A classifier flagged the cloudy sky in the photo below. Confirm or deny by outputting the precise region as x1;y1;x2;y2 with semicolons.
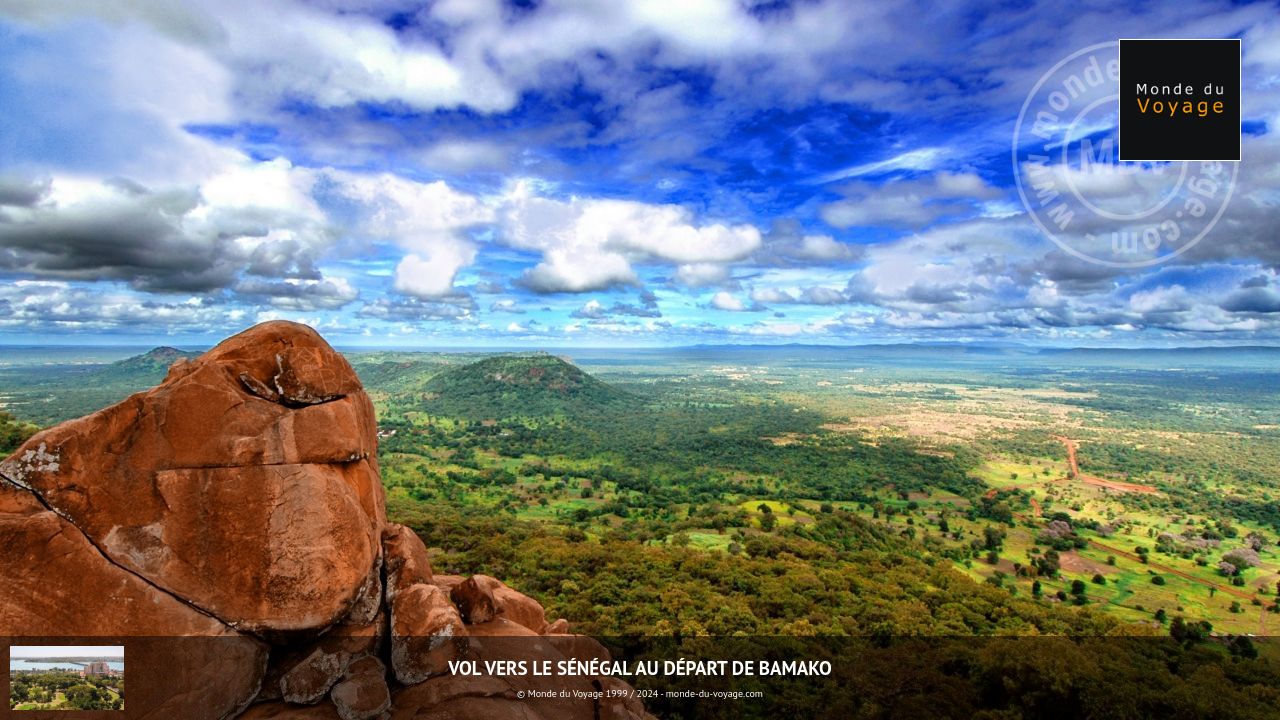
0;0;1278;347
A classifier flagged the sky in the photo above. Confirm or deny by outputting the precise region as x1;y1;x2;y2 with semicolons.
0;0;1278;347
10;645;124;659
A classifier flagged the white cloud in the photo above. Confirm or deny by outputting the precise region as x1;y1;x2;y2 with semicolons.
518;249;639;293
749;287;795;304
332;171;493;298
0;158;337;294
710;291;746;311
488;298;523;313
392;244;476;299
0;280;237;332
821;172;1003;229
571;299;606;319
675;262;732;287
501;181;760;293
814;147;946;184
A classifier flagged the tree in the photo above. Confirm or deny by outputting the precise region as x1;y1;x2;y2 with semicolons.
983;526;1005;551
1229;635;1258;659
1091;573;1106;585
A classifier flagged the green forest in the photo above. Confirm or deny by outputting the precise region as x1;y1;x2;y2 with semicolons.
9;670;123;711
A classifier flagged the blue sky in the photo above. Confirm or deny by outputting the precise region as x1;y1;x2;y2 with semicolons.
0;0;1278;347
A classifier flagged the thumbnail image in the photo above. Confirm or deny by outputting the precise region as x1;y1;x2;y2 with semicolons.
9;646;124;711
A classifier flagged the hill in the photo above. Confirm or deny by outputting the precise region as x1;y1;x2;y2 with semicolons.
89;346;200;385
421;354;631;419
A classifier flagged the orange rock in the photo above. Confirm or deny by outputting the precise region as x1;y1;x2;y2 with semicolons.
0;321;386;636
544;634;611;664
390;583;467;684
240;701;342;719
451;575;549;634
464;617;541;638
279;647;349;705
331;655;392;720
431;574;466;592
382;523;434;596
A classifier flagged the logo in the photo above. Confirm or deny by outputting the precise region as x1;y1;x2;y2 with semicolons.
1119;39;1241;161
1012;42;1237;268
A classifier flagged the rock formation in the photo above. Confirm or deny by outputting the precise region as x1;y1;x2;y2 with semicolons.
0;321;652;720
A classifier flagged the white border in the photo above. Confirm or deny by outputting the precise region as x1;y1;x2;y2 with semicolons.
1117;38;1242;162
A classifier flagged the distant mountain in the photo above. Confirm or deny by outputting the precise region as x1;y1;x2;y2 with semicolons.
421;353;630;419
90;346;200;384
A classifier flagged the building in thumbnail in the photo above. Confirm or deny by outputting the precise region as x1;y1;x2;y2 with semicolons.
82;661;114;678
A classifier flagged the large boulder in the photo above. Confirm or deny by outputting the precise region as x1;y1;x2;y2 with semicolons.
451;574;549;634
389;583;467;685
0;321;385;636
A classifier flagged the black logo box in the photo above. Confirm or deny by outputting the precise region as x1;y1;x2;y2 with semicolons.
1119;38;1241;162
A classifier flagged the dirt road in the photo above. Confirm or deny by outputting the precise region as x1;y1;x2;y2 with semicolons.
1053;435;1158;494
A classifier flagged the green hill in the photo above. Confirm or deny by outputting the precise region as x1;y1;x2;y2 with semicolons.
90;346;200;385
421;354;630;419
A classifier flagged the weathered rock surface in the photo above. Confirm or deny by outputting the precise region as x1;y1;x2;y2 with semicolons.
0;321;383;635
0;321;651;720
331;655;392;720
390;583;467;685
383;523;434;595
451;574;549;633
279;647;349;705
0;482;268;720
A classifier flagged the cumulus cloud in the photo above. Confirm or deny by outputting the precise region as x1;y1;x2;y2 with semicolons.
674;262;733;288
0;279;239;332
570;291;661;320
501;181;760;293
710;291;760;312
749;287;795;305
0;160;338;297
357;294;476;322
750;284;846;306
4;0;1280;343
332;171;493;298
753;220;862;267
488;298;524;313
232;277;357;310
